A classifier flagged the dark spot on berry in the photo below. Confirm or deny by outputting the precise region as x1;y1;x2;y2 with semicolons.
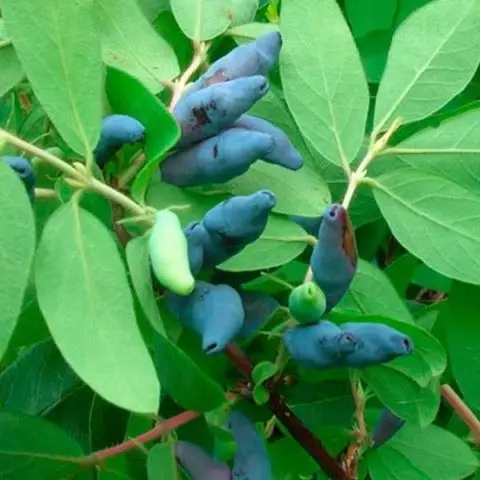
191;106;211;127
213;144;219;158
205;70;229;86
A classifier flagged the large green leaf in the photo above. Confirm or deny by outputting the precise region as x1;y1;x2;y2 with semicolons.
224;162;330;216
374;0;480;132
34;203;160;414
373;167;480;285
147;443;178;479
338;259;413;323
226;0;258;27
106;67;180;203
443;282;480;411
2;0;102;156
0;412;84;480
362;368;440;426
366;424;478;480
345;0;397;38
96;0;179;93
126;235;165;335
0;20;24;97
280;0;369;167
0;164;35;361
171;0;231;40
218;214;308;272
0;340;81;415
154;333;226;412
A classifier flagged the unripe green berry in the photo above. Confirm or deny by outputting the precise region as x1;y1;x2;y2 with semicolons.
288;281;327;324
148;209;195;296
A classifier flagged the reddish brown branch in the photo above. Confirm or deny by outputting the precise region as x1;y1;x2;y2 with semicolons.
81;410;200;466
225;343;348;480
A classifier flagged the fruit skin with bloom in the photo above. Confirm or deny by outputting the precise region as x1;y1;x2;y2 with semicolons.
288;281;327;324
165;281;244;354
310;203;358;312
371;408;406;448
237;291;280;337
148;209;195;296
1;156;36;203
160;128;274;187
93;114;145;167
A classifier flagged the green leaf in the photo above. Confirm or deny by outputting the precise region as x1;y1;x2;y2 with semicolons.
338;259;413;324
394;0;433;27
373;167;480;285
154;333;226;412
252;360;278;384
34;203;160;414
106;67;180;204
0;412;84;480
0;163;35;361
171;0;231;40
218;214;308;272
280;0;369;166
96;0;179;93
362;368;440;426
366;424;478;480
0;340;81;415
443;282;480;411
252;384;270;405
224;162;330;216
373;0;480;132
2;0;102;156
148;443;178;480
226;22;279;41
226;0;258;27
138;0;171;21
126;235;165;335
357;30;393;84
345;0;397;38
0;21;24;97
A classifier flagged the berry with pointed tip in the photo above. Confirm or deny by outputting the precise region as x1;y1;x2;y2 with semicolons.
283;320;357;368
226;411;273;480
233;115;303;171
2;156;36;203
174;76;269;147
340;323;414;367
310;204;357;312
183;221;208;276
175;441;231;480
202;190;276;267
289;214;323;236
148;210;195;296
165;281;244;354
237;292;280;337
160;128;274;187
288;282;327;324
187;32;283;94
371;408;405;448
94;114;145;167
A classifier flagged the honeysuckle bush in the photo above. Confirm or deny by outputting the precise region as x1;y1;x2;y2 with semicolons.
0;0;480;479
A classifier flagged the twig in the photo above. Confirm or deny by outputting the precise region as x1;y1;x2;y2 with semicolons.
35;188;58;200
225;343;348;480
118;152;146;189
441;384;480;445
81;411;200;465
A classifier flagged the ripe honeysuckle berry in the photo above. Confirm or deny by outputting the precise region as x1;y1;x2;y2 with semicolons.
339;322;414;367
310;204;358;312
94;114;145;167
371;408;405;448
288;281;327;324
175;441;231;479
226;411;273;480
148;209;195;296
160;127;274;187
2;156;36;203
187;31;283;95
165;281;244;354
174;76;269;148
201;190;277;268
237;291;280;338
289;214;323;236
283;320;357;368
183;221;208;276
233;115;304;171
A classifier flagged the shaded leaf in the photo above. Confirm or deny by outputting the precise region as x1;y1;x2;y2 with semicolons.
148;443;178;479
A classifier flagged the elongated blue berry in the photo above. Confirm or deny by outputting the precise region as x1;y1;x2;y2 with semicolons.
165;281;244;354
340;323;414;367
188;32;282;94
174;76;269;147
184;221;208;276
310;204;357;312
2;156;36;203
233;115;303;170
175;441;231;479
371;408;405;448
289;215;323;236
160;128;274;187
238;292;280;337
94;114;145;167
283;320;357;368
202;190;276;267
226;411;273;480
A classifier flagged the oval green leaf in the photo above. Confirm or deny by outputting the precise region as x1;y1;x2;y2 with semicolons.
34;203;160;414
147;443;178;480
0;20;24;97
